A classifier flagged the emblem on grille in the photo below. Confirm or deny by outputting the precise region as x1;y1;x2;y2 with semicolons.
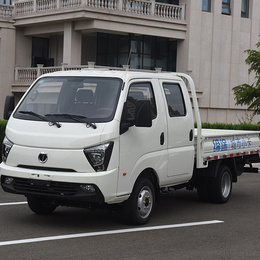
38;152;48;163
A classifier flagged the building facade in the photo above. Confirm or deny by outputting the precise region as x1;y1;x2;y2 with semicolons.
0;0;260;123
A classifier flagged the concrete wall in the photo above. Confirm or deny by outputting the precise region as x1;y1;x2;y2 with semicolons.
0;21;15;119
49;35;63;66
15;27;31;67
181;0;260;124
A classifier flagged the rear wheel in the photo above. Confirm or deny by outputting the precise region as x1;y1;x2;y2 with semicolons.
124;178;155;225
27;196;57;214
210;165;232;204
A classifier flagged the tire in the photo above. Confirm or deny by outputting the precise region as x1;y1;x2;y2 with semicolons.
124;178;155;225
27;196;57;214
197;177;211;202
210;165;232;204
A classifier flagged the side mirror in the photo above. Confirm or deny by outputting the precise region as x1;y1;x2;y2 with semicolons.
120;99;152;135
120;102;133;135
4;95;15;120
135;100;152;127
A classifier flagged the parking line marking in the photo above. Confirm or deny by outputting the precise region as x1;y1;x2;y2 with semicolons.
0;220;223;246
0;202;27;206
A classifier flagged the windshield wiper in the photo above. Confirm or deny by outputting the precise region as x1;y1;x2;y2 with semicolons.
45;113;97;129
19;111;61;128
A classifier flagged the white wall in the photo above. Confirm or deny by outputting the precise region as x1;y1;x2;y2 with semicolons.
0;25;16;119
181;0;260;123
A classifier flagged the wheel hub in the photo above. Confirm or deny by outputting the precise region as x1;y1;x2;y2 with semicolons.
221;171;231;198
137;187;153;219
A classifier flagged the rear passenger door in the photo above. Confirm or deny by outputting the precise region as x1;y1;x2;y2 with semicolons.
160;80;194;182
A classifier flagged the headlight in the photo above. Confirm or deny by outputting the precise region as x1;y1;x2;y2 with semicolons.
83;142;114;172
2;137;13;163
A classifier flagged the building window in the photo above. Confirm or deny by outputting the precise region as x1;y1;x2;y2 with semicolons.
202;0;211;12
156;0;179;5
31;37;53;67
222;0;231;15
0;0;12;4
241;0;249;18
96;33;177;72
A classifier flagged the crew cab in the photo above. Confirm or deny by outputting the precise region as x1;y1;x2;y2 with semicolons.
1;69;259;225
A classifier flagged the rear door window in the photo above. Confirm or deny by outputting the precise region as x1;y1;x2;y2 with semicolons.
162;83;186;117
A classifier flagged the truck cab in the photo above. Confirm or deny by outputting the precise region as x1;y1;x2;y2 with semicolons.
1;69;196;224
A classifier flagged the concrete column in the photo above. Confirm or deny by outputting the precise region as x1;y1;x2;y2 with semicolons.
150;0;155;15
15;28;32;67
63;22;82;65
81;0;87;7
33;0;37;12
181;4;185;20
0;27;16;119
57;0;61;9
14;65;19;81
37;64;44;77
61;63;68;70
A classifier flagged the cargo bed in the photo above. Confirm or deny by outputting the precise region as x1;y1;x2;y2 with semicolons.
194;128;260;168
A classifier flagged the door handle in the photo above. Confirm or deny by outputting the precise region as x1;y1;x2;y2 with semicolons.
189;129;193;141
160;132;164;145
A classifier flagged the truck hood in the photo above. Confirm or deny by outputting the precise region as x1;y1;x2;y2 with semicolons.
6;118;110;149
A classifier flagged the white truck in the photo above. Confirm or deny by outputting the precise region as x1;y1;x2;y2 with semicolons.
1;69;260;225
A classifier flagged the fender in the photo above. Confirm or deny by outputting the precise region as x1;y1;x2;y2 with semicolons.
194;158;238;182
117;149;167;198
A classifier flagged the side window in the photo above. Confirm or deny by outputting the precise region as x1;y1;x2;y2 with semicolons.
127;82;157;120
163;83;186;117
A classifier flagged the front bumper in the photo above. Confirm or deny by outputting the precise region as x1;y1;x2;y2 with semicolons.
0;162;120;204
1;175;105;204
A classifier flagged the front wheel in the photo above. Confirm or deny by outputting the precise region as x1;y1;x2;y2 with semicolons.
27;196;57;214
124;178;155;225
210;165;232;204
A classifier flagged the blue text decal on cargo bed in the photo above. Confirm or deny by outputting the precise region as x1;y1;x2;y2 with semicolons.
213;137;251;152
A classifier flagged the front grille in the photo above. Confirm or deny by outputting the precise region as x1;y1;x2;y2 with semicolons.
13;178;78;196
18;165;76;172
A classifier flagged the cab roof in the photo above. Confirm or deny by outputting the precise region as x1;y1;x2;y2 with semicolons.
39;68;183;81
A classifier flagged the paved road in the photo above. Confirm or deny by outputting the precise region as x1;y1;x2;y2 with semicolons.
1;170;260;259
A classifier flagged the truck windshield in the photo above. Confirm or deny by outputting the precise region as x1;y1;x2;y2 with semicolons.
14;76;122;123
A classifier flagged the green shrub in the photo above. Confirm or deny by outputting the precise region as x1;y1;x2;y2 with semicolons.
195;122;260;131
0;120;7;163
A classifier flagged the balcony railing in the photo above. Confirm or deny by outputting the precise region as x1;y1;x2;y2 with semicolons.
13;63;203;98
14;0;185;20
0;4;14;17
14;62;163;83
